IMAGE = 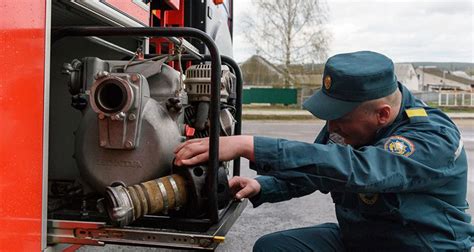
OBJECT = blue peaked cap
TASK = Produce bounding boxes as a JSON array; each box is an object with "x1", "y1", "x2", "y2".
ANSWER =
[{"x1": 303, "y1": 51, "x2": 398, "y2": 120}]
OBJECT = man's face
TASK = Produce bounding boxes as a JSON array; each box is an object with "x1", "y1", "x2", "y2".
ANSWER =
[{"x1": 327, "y1": 105, "x2": 379, "y2": 147}]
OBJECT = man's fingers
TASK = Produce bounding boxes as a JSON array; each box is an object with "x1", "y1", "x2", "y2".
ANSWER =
[
  {"x1": 228, "y1": 177, "x2": 242, "y2": 195},
  {"x1": 181, "y1": 152, "x2": 209, "y2": 166},
  {"x1": 174, "y1": 141, "x2": 208, "y2": 166},
  {"x1": 235, "y1": 185, "x2": 256, "y2": 200},
  {"x1": 173, "y1": 140, "x2": 192, "y2": 154},
  {"x1": 228, "y1": 176, "x2": 241, "y2": 188},
  {"x1": 174, "y1": 138, "x2": 206, "y2": 154}
]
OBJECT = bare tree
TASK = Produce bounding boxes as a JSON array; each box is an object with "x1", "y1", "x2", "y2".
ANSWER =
[{"x1": 242, "y1": 0, "x2": 331, "y2": 87}]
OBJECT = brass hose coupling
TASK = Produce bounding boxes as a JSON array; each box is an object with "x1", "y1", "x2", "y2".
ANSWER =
[{"x1": 105, "y1": 174, "x2": 187, "y2": 227}]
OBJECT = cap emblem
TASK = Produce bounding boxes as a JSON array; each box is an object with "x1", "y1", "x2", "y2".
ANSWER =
[{"x1": 323, "y1": 75, "x2": 332, "y2": 90}]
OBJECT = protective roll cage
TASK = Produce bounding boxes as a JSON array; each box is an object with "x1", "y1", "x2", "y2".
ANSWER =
[{"x1": 51, "y1": 26, "x2": 243, "y2": 235}]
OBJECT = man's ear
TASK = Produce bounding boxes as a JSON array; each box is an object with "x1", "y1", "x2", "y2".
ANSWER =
[{"x1": 376, "y1": 105, "x2": 392, "y2": 126}]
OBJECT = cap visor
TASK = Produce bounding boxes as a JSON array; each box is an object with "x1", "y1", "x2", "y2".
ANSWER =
[{"x1": 303, "y1": 90, "x2": 361, "y2": 120}]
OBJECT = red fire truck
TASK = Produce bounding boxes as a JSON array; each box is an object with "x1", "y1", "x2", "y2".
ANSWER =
[{"x1": 0, "y1": 0, "x2": 245, "y2": 250}]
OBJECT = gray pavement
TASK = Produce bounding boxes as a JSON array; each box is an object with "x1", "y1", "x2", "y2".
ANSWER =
[
  {"x1": 81, "y1": 118, "x2": 474, "y2": 252},
  {"x1": 218, "y1": 119, "x2": 474, "y2": 251}
]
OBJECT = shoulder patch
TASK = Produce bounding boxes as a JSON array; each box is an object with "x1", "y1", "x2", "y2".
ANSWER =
[
  {"x1": 405, "y1": 108, "x2": 429, "y2": 123},
  {"x1": 405, "y1": 108, "x2": 427, "y2": 118},
  {"x1": 384, "y1": 136, "x2": 415, "y2": 157}
]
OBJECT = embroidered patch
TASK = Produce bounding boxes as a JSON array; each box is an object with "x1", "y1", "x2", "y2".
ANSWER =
[
  {"x1": 324, "y1": 75, "x2": 332, "y2": 90},
  {"x1": 384, "y1": 136, "x2": 415, "y2": 157},
  {"x1": 359, "y1": 193, "x2": 379, "y2": 205}
]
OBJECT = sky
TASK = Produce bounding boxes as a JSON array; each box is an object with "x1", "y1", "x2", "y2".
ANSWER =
[{"x1": 232, "y1": 0, "x2": 474, "y2": 63}]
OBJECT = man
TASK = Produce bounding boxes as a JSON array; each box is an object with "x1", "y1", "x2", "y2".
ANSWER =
[{"x1": 174, "y1": 51, "x2": 473, "y2": 251}]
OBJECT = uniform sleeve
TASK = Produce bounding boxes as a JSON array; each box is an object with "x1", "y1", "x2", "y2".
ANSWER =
[
  {"x1": 251, "y1": 124, "x2": 464, "y2": 195},
  {"x1": 248, "y1": 173, "x2": 319, "y2": 207}
]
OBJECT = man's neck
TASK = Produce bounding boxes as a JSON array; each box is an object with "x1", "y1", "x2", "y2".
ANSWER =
[{"x1": 387, "y1": 90, "x2": 402, "y2": 125}]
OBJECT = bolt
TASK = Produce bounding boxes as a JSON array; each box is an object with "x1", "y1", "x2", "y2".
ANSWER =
[
  {"x1": 125, "y1": 141, "x2": 134, "y2": 149},
  {"x1": 98, "y1": 114, "x2": 105, "y2": 120},
  {"x1": 100, "y1": 140, "x2": 107, "y2": 147},
  {"x1": 128, "y1": 113, "x2": 136, "y2": 121},
  {"x1": 114, "y1": 112, "x2": 126, "y2": 121},
  {"x1": 111, "y1": 113, "x2": 124, "y2": 121},
  {"x1": 131, "y1": 74, "x2": 139, "y2": 82},
  {"x1": 95, "y1": 71, "x2": 109, "y2": 80}
]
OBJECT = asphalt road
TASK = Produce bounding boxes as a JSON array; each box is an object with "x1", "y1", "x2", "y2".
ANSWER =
[
  {"x1": 218, "y1": 119, "x2": 474, "y2": 251},
  {"x1": 81, "y1": 119, "x2": 474, "y2": 252}
]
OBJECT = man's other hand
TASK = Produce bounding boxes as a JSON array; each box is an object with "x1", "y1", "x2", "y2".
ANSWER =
[{"x1": 229, "y1": 176, "x2": 261, "y2": 200}]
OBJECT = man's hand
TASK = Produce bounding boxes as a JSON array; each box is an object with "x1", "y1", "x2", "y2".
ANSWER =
[
  {"x1": 174, "y1": 135, "x2": 255, "y2": 166},
  {"x1": 229, "y1": 176, "x2": 261, "y2": 200}
]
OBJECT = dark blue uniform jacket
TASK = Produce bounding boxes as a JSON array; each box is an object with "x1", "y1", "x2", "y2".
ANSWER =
[{"x1": 250, "y1": 83, "x2": 473, "y2": 251}]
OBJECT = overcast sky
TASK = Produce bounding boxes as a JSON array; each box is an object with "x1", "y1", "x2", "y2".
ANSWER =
[{"x1": 232, "y1": 0, "x2": 473, "y2": 63}]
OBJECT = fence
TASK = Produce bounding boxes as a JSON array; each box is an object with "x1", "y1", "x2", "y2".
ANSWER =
[
  {"x1": 243, "y1": 89, "x2": 474, "y2": 107},
  {"x1": 438, "y1": 92, "x2": 474, "y2": 107},
  {"x1": 412, "y1": 91, "x2": 439, "y2": 103},
  {"x1": 243, "y1": 88, "x2": 298, "y2": 105}
]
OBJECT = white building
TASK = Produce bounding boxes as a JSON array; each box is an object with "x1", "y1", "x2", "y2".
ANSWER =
[
  {"x1": 415, "y1": 67, "x2": 472, "y2": 91},
  {"x1": 451, "y1": 71, "x2": 473, "y2": 80},
  {"x1": 395, "y1": 63, "x2": 420, "y2": 91}
]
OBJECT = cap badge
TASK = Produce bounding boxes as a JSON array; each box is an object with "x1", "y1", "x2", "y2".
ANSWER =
[{"x1": 324, "y1": 75, "x2": 332, "y2": 90}]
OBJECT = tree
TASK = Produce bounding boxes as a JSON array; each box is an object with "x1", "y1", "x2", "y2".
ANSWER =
[{"x1": 242, "y1": 0, "x2": 331, "y2": 87}]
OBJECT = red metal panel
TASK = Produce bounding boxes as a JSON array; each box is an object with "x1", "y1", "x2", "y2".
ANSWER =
[
  {"x1": 164, "y1": 0, "x2": 181, "y2": 10},
  {"x1": 0, "y1": 0, "x2": 46, "y2": 251},
  {"x1": 150, "y1": 0, "x2": 185, "y2": 70},
  {"x1": 106, "y1": 0, "x2": 150, "y2": 25}
]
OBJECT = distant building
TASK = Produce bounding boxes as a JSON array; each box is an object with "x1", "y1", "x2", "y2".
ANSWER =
[
  {"x1": 239, "y1": 55, "x2": 294, "y2": 88},
  {"x1": 288, "y1": 64, "x2": 324, "y2": 88},
  {"x1": 239, "y1": 55, "x2": 324, "y2": 88},
  {"x1": 239, "y1": 55, "x2": 324, "y2": 106},
  {"x1": 395, "y1": 63, "x2": 419, "y2": 91},
  {"x1": 415, "y1": 67, "x2": 472, "y2": 91},
  {"x1": 450, "y1": 71, "x2": 473, "y2": 81}
]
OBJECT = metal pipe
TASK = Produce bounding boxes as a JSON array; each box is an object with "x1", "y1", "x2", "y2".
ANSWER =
[
  {"x1": 53, "y1": 27, "x2": 221, "y2": 223},
  {"x1": 207, "y1": 55, "x2": 243, "y2": 177},
  {"x1": 85, "y1": 36, "x2": 135, "y2": 57},
  {"x1": 167, "y1": 36, "x2": 203, "y2": 60}
]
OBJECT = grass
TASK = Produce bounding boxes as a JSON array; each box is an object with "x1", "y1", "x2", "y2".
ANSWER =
[
  {"x1": 241, "y1": 103, "x2": 474, "y2": 121},
  {"x1": 427, "y1": 102, "x2": 474, "y2": 113},
  {"x1": 242, "y1": 104, "x2": 301, "y2": 110},
  {"x1": 242, "y1": 114, "x2": 317, "y2": 120},
  {"x1": 244, "y1": 103, "x2": 474, "y2": 113}
]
